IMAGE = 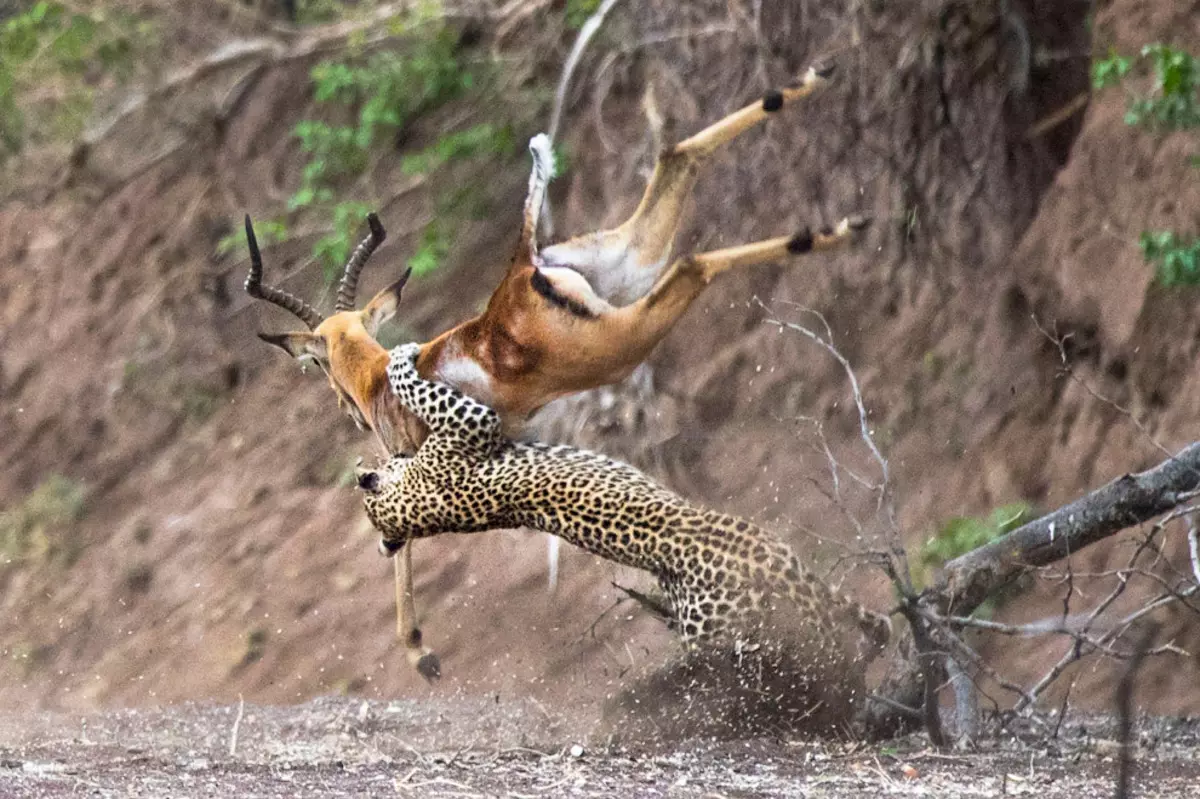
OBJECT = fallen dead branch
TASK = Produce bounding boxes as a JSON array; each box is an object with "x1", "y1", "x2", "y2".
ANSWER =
[{"x1": 937, "y1": 444, "x2": 1200, "y2": 615}]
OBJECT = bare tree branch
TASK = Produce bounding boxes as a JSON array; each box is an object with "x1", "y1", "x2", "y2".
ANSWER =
[{"x1": 938, "y1": 443, "x2": 1200, "y2": 615}]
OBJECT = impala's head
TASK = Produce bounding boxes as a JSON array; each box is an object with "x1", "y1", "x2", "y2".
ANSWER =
[{"x1": 244, "y1": 213, "x2": 412, "y2": 432}]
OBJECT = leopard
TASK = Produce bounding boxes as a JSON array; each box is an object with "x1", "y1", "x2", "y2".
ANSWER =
[{"x1": 358, "y1": 342, "x2": 893, "y2": 736}]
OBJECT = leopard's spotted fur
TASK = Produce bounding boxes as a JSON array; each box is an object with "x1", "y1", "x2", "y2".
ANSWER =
[{"x1": 360, "y1": 343, "x2": 891, "y2": 665}]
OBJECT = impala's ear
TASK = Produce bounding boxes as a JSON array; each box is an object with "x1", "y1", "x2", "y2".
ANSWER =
[
  {"x1": 362, "y1": 267, "x2": 413, "y2": 335},
  {"x1": 258, "y1": 331, "x2": 328, "y2": 361}
]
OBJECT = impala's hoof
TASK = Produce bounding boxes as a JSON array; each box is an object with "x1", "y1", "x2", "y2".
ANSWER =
[
  {"x1": 787, "y1": 228, "x2": 814, "y2": 254},
  {"x1": 416, "y1": 653, "x2": 442, "y2": 682}
]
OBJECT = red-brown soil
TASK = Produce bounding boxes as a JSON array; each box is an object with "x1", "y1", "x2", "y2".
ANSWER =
[{"x1": 1, "y1": 0, "x2": 1198, "y2": 765}]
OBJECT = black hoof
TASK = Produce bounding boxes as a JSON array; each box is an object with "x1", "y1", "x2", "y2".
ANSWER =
[
  {"x1": 787, "y1": 228, "x2": 814, "y2": 254},
  {"x1": 417, "y1": 653, "x2": 442, "y2": 681}
]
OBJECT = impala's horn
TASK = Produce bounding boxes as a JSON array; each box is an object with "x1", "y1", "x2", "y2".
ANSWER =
[
  {"x1": 243, "y1": 215, "x2": 325, "y2": 330},
  {"x1": 335, "y1": 213, "x2": 388, "y2": 312}
]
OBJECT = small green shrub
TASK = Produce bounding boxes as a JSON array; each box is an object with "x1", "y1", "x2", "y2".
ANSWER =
[
  {"x1": 565, "y1": 0, "x2": 602, "y2": 30},
  {"x1": 407, "y1": 219, "x2": 451, "y2": 277},
  {"x1": 1093, "y1": 43, "x2": 1199, "y2": 130},
  {"x1": 231, "y1": 3, "x2": 527, "y2": 282},
  {"x1": 216, "y1": 218, "x2": 288, "y2": 259},
  {"x1": 1093, "y1": 44, "x2": 1198, "y2": 288},
  {"x1": 313, "y1": 200, "x2": 374, "y2": 283},
  {"x1": 1126, "y1": 44, "x2": 1200, "y2": 129},
  {"x1": 916, "y1": 502, "x2": 1035, "y2": 614},
  {"x1": 920, "y1": 502, "x2": 1033, "y2": 576},
  {"x1": 0, "y1": 474, "x2": 87, "y2": 563},
  {"x1": 400, "y1": 122, "x2": 514, "y2": 175},
  {"x1": 1141, "y1": 230, "x2": 1200, "y2": 287},
  {"x1": 289, "y1": 8, "x2": 477, "y2": 274},
  {"x1": 0, "y1": 2, "x2": 145, "y2": 158},
  {"x1": 1091, "y1": 49, "x2": 1132, "y2": 90}
]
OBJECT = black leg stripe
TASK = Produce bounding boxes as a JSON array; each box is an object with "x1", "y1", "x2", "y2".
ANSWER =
[
  {"x1": 762, "y1": 90, "x2": 785, "y2": 112},
  {"x1": 530, "y1": 268, "x2": 597, "y2": 319}
]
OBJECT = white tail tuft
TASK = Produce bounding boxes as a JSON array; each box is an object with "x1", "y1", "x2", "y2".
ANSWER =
[{"x1": 522, "y1": 133, "x2": 555, "y2": 258}]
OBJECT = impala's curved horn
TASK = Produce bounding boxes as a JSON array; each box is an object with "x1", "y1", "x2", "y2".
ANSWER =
[
  {"x1": 335, "y1": 213, "x2": 388, "y2": 312},
  {"x1": 243, "y1": 215, "x2": 325, "y2": 330}
]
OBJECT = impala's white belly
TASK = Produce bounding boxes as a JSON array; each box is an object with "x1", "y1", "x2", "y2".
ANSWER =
[
  {"x1": 542, "y1": 237, "x2": 668, "y2": 307},
  {"x1": 434, "y1": 349, "x2": 496, "y2": 405}
]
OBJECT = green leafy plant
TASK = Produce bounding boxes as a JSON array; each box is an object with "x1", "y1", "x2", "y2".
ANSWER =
[
  {"x1": 1, "y1": 474, "x2": 87, "y2": 563},
  {"x1": 400, "y1": 122, "x2": 514, "y2": 175},
  {"x1": 565, "y1": 0, "x2": 602, "y2": 30},
  {"x1": 1093, "y1": 44, "x2": 1198, "y2": 287},
  {"x1": 1091, "y1": 49, "x2": 1132, "y2": 90},
  {"x1": 313, "y1": 200, "x2": 374, "y2": 282},
  {"x1": 289, "y1": 13, "x2": 476, "y2": 274},
  {"x1": 0, "y1": 1, "x2": 144, "y2": 158},
  {"x1": 407, "y1": 219, "x2": 451, "y2": 277},
  {"x1": 1126, "y1": 44, "x2": 1200, "y2": 129},
  {"x1": 1094, "y1": 43, "x2": 1199, "y2": 130},
  {"x1": 919, "y1": 502, "x2": 1033, "y2": 581},
  {"x1": 1141, "y1": 230, "x2": 1200, "y2": 287},
  {"x1": 216, "y1": 219, "x2": 288, "y2": 258}
]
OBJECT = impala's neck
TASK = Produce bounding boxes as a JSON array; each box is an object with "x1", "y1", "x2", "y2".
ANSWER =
[
  {"x1": 339, "y1": 342, "x2": 437, "y2": 456},
  {"x1": 366, "y1": 386, "x2": 427, "y2": 456}
]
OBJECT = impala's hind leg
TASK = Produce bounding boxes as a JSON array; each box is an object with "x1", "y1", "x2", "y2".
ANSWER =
[
  {"x1": 541, "y1": 63, "x2": 835, "y2": 307},
  {"x1": 598, "y1": 217, "x2": 867, "y2": 369}
]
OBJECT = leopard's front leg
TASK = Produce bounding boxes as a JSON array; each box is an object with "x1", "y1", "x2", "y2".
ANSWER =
[{"x1": 386, "y1": 342, "x2": 503, "y2": 461}]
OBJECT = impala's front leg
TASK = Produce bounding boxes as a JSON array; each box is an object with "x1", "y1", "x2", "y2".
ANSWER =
[{"x1": 386, "y1": 343, "x2": 503, "y2": 461}]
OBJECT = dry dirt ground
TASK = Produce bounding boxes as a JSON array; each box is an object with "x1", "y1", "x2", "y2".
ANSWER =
[{"x1": 3, "y1": 698, "x2": 1200, "y2": 798}]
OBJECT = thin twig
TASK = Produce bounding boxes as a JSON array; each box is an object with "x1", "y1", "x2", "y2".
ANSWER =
[{"x1": 228, "y1": 694, "x2": 245, "y2": 758}]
